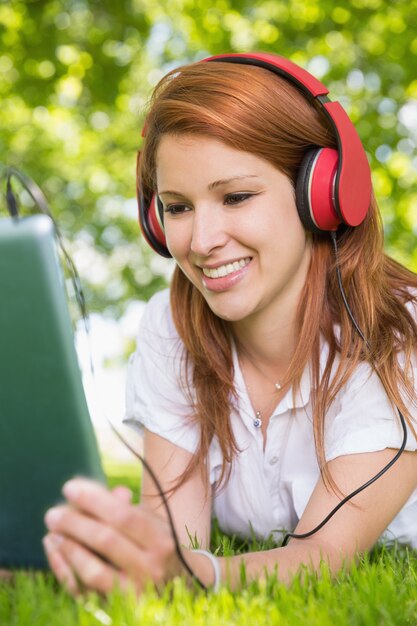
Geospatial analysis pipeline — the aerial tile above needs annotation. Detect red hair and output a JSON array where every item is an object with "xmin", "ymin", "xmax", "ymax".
[{"xmin": 138, "ymin": 61, "xmax": 417, "ymax": 493}]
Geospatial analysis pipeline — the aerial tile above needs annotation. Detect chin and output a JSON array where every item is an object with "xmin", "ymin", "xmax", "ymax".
[{"xmin": 205, "ymin": 302, "xmax": 252, "ymax": 323}]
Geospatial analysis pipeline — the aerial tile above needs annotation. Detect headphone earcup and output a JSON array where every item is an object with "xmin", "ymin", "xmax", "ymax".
[
  {"xmin": 295, "ymin": 147, "xmax": 340, "ymax": 233},
  {"xmin": 138, "ymin": 192, "xmax": 171, "ymax": 258},
  {"xmin": 296, "ymin": 149, "xmax": 323, "ymax": 234}
]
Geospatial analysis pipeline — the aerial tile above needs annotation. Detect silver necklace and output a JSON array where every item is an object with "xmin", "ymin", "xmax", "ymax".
[
  {"xmin": 238, "ymin": 358, "xmax": 283, "ymax": 429},
  {"xmin": 253, "ymin": 390, "xmax": 281, "ymax": 429}
]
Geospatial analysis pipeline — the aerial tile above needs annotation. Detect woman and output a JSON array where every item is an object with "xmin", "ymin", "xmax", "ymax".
[{"xmin": 43, "ymin": 53, "xmax": 417, "ymax": 595}]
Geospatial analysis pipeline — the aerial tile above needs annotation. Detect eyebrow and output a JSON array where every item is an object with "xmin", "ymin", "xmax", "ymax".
[
  {"xmin": 208, "ymin": 175, "xmax": 260, "ymax": 191},
  {"xmin": 158, "ymin": 175, "xmax": 260, "ymax": 197}
]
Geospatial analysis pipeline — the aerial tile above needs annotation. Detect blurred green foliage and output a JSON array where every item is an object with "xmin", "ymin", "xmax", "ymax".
[{"xmin": 1, "ymin": 0, "xmax": 416, "ymax": 316}]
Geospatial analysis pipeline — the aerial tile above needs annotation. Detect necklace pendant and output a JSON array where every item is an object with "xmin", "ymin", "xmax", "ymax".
[
  {"xmin": 275, "ymin": 382, "xmax": 281, "ymax": 390},
  {"xmin": 253, "ymin": 411, "xmax": 262, "ymax": 428}
]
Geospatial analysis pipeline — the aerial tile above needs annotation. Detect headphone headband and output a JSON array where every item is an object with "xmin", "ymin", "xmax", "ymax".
[
  {"xmin": 137, "ymin": 52, "xmax": 372, "ymax": 257},
  {"xmin": 205, "ymin": 53, "xmax": 330, "ymax": 97}
]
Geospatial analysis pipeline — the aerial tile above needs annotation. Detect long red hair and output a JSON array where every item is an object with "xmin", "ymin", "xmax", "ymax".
[{"xmin": 138, "ymin": 61, "xmax": 417, "ymax": 493}]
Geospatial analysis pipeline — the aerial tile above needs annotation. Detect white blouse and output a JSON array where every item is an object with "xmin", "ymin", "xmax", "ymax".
[{"xmin": 124, "ymin": 289, "xmax": 417, "ymax": 548}]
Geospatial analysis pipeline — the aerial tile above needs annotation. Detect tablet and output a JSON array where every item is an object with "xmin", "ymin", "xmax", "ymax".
[{"xmin": 0, "ymin": 214, "xmax": 105, "ymax": 569}]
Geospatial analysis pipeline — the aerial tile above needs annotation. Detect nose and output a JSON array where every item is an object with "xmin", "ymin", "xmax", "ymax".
[{"xmin": 190, "ymin": 206, "xmax": 228, "ymax": 257}]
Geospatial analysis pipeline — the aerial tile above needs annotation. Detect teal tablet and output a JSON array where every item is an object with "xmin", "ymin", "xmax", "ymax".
[{"xmin": 0, "ymin": 214, "xmax": 105, "ymax": 569}]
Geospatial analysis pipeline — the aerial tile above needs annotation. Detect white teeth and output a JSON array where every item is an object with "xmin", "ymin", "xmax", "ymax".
[{"xmin": 202, "ymin": 257, "xmax": 251, "ymax": 279}]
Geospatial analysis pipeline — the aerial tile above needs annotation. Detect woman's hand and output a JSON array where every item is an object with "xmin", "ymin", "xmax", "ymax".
[{"xmin": 43, "ymin": 478, "xmax": 185, "ymax": 596}]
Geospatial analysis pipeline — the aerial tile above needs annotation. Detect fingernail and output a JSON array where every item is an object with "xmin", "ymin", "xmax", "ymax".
[
  {"xmin": 43, "ymin": 534, "xmax": 64, "ymax": 552},
  {"xmin": 62, "ymin": 480, "xmax": 80, "ymax": 500},
  {"xmin": 44, "ymin": 507, "xmax": 63, "ymax": 529}
]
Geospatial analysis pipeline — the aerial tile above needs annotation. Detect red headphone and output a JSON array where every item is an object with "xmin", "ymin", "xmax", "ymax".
[{"xmin": 137, "ymin": 52, "xmax": 372, "ymax": 258}]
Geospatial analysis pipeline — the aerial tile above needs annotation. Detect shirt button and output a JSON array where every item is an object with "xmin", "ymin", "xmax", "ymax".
[{"xmin": 270, "ymin": 456, "xmax": 279, "ymax": 465}]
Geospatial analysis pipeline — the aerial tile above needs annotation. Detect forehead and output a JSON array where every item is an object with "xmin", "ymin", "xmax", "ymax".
[{"xmin": 155, "ymin": 134, "xmax": 270, "ymax": 188}]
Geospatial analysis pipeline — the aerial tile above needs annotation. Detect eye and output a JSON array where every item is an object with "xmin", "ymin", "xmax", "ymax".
[
  {"xmin": 163, "ymin": 203, "xmax": 191, "ymax": 215},
  {"xmin": 224, "ymin": 193, "xmax": 255, "ymax": 205}
]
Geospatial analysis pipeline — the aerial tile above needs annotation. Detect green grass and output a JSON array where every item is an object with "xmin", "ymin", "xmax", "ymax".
[
  {"xmin": 102, "ymin": 459, "xmax": 142, "ymax": 503},
  {"xmin": 2, "ymin": 462, "xmax": 416, "ymax": 626}
]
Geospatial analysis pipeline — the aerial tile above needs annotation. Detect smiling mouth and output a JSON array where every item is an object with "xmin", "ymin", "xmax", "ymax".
[{"xmin": 201, "ymin": 257, "xmax": 251, "ymax": 279}]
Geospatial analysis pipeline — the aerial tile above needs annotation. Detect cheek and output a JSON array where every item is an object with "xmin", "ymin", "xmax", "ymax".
[
  {"xmin": 255, "ymin": 212, "xmax": 296, "ymax": 244},
  {"xmin": 164, "ymin": 223, "xmax": 193, "ymax": 273},
  {"xmin": 271, "ymin": 200, "xmax": 305, "ymax": 243},
  {"xmin": 259, "ymin": 211, "xmax": 307, "ymax": 266}
]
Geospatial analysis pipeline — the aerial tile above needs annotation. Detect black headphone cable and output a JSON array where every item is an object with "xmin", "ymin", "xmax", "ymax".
[
  {"xmin": 4, "ymin": 169, "xmax": 408, "ymax": 581},
  {"xmin": 281, "ymin": 230, "xmax": 408, "ymax": 546}
]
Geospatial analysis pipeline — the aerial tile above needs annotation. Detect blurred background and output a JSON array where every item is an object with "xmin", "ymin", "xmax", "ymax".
[{"xmin": 1, "ymin": 0, "xmax": 416, "ymax": 461}]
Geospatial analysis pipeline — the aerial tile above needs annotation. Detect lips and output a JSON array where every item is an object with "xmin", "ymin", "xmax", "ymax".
[
  {"xmin": 200, "ymin": 257, "xmax": 252, "ymax": 293},
  {"xmin": 201, "ymin": 257, "xmax": 251, "ymax": 279}
]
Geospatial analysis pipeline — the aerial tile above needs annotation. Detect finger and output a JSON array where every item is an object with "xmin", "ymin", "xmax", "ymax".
[
  {"xmin": 112, "ymin": 486, "xmax": 133, "ymax": 503},
  {"xmin": 44, "ymin": 505, "xmax": 157, "ymax": 584},
  {"xmin": 61, "ymin": 479, "xmax": 169, "ymax": 548},
  {"xmin": 43, "ymin": 534, "xmax": 80, "ymax": 596},
  {"xmin": 57, "ymin": 535, "xmax": 132, "ymax": 595}
]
